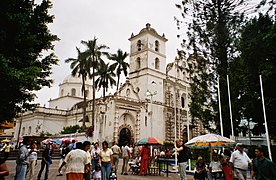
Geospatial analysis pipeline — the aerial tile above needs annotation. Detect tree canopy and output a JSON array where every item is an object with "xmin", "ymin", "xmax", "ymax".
[
  {"xmin": 176, "ymin": 0, "xmax": 276, "ymax": 140},
  {"xmin": 0, "ymin": 0, "xmax": 58, "ymax": 123},
  {"xmin": 230, "ymin": 14, "xmax": 276, "ymax": 138},
  {"xmin": 176, "ymin": 0, "xmax": 245, "ymax": 136}
]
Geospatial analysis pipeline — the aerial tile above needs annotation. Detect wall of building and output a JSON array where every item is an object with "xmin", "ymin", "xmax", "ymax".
[{"xmin": 49, "ymin": 96, "xmax": 83, "ymax": 110}]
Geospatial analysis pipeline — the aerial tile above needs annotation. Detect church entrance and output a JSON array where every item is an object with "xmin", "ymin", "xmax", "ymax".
[{"xmin": 118, "ymin": 128, "xmax": 131, "ymax": 147}]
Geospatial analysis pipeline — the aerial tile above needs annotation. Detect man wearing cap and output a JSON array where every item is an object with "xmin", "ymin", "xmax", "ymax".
[{"xmin": 229, "ymin": 143, "xmax": 252, "ymax": 180}]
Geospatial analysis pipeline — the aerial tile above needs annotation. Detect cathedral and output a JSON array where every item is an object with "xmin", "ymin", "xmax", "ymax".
[{"xmin": 14, "ymin": 24, "xmax": 204, "ymax": 146}]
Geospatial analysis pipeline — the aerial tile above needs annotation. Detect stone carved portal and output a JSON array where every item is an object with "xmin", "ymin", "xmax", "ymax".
[{"xmin": 118, "ymin": 124, "xmax": 134, "ymax": 147}]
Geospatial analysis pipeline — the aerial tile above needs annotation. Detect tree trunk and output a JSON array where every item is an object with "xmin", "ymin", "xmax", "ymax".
[
  {"xmin": 82, "ymin": 75, "xmax": 87, "ymax": 130},
  {"xmin": 116, "ymin": 74, "xmax": 120, "ymax": 91},
  {"xmin": 92, "ymin": 63, "xmax": 95, "ymax": 129}
]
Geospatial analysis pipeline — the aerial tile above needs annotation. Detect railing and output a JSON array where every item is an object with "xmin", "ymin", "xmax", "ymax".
[{"xmin": 5, "ymin": 148, "xmax": 61, "ymax": 160}]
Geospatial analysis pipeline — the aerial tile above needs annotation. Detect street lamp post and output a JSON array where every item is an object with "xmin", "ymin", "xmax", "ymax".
[
  {"xmin": 248, "ymin": 118, "xmax": 253, "ymax": 146},
  {"xmin": 146, "ymin": 90, "xmax": 157, "ymax": 138},
  {"xmin": 217, "ymin": 76, "xmax": 224, "ymax": 136},
  {"xmin": 16, "ymin": 113, "xmax": 23, "ymax": 148},
  {"xmin": 146, "ymin": 89, "xmax": 156, "ymax": 157}
]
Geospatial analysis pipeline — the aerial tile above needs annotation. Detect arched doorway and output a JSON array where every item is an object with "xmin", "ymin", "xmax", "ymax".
[{"xmin": 118, "ymin": 128, "xmax": 131, "ymax": 147}]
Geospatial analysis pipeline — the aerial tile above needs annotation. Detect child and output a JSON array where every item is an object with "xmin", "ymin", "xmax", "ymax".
[
  {"xmin": 92, "ymin": 163, "xmax": 101, "ymax": 180},
  {"xmin": 109, "ymin": 167, "xmax": 117, "ymax": 180}
]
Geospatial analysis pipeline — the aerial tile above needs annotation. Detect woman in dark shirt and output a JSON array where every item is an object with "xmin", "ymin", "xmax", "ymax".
[
  {"xmin": 194, "ymin": 156, "xmax": 206, "ymax": 180},
  {"xmin": 37, "ymin": 144, "xmax": 52, "ymax": 180}
]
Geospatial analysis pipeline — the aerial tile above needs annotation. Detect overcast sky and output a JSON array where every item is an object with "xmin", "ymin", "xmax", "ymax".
[{"xmin": 34, "ymin": 0, "xmax": 182, "ymax": 106}]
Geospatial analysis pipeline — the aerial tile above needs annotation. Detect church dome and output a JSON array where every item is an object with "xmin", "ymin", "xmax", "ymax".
[
  {"xmin": 62, "ymin": 74, "xmax": 91, "ymax": 85},
  {"xmin": 139, "ymin": 23, "xmax": 158, "ymax": 35}
]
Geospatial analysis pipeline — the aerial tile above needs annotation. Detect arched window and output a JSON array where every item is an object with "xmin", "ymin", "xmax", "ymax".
[
  {"xmin": 181, "ymin": 96, "xmax": 185, "ymax": 108},
  {"xmin": 61, "ymin": 89, "xmax": 64, "ymax": 96},
  {"xmin": 155, "ymin": 58, "xmax": 160, "ymax": 69},
  {"xmin": 22, "ymin": 127, "xmax": 25, "ymax": 136},
  {"xmin": 28, "ymin": 126, "xmax": 31, "ymax": 135},
  {"xmin": 137, "ymin": 40, "xmax": 142, "ymax": 51},
  {"xmin": 177, "ymin": 69, "xmax": 180, "ymax": 78},
  {"xmin": 183, "ymin": 72, "xmax": 186, "ymax": 81},
  {"xmin": 136, "ymin": 57, "xmax": 141, "ymax": 69},
  {"xmin": 126, "ymin": 88, "xmax": 130, "ymax": 96},
  {"xmin": 145, "ymin": 116, "xmax": 147, "ymax": 126},
  {"xmin": 71, "ymin": 88, "xmax": 76, "ymax": 96},
  {"xmin": 155, "ymin": 40, "xmax": 159, "ymax": 51}
]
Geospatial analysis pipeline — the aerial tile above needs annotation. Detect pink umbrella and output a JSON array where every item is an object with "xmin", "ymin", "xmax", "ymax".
[{"xmin": 42, "ymin": 138, "xmax": 53, "ymax": 144}]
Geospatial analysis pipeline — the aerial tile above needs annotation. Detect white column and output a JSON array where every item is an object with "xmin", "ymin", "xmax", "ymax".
[
  {"xmin": 174, "ymin": 85, "xmax": 178, "ymax": 168},
  {"xmin": 114, "ymin": 110, "xmax": 119, "ymax": 143},
  {"xmin": 150, "ymin": 97, "xmax": 153, "ymax": 137}
]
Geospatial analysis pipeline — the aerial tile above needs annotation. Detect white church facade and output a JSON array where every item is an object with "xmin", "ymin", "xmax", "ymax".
[{"xmin": 14, "ymin": 24, "xmax": 204, "ymax": 145}]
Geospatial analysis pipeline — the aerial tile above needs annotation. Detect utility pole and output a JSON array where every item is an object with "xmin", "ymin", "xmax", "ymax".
[
  {"xmin": 16, "ymin": 112, "xmax": 23, "ymax": 148},
  {"xmin": 218, "ymin": 76, "xmax": 223, "ymax": 136},
  {"xmin": 259, "ymin": 75, "xmax": 272, "ymax": 161}
]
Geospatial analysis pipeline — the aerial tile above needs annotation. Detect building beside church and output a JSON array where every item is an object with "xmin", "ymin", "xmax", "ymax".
[{"xmin": 13, "ymin": 24, "xmax": 205, "ymax": 146}]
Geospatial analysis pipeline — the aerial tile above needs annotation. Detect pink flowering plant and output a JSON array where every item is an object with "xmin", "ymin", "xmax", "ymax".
[{"xmin": 85, "ymin": 126, "xmax": 94, "ymax": 137}]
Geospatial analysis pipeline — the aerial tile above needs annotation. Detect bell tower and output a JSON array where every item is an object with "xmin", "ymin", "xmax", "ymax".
[{"xmin": 128, "ymin": 23, "xmax": 168, "ymax": 101}]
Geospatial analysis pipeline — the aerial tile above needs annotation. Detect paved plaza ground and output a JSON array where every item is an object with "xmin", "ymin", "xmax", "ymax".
[{"xmin": 5, "ymin": 159, "xmax": 194, "ymax": 180}]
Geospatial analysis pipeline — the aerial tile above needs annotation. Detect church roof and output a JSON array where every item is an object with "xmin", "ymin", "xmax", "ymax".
[
  {"xmin": 129, "ymin": 23, "xmax": 167, "ymax": 41},
  {"xmin": 61, "ymin": 74, "xmax": 92, "ymax": 85},
  {"xmin": 139, "ymin": 23, "xmax": 158, "ymax": 34}
]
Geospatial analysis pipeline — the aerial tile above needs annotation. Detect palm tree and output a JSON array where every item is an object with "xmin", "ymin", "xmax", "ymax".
[
  {"xmin": 65, "ymin": 47, "xmax": 88, "ymax": 129},
  {"xmin": 81, "ymin": 37, "xmax": 109, "ymax": 128},
  {"xmin": 109, "ymin": 49, "xmax": 129, "ymax": 90},
  {"xmin": 95, "ymin": 60, "xmax": 116, "ymax": 97}
]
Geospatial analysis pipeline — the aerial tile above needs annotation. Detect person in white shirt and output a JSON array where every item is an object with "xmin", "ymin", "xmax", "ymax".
[
  {"xmin": 111, "ymin": 141, "xmax": 121, "ymax": 172},
  {"xmin": 26, "ymin": 142, "xmax": 38, "ymax": 180},
  {"xmin": 58, "ymin": 142, "xmax": 89, "ymax": 180},
  {"xmin": 208, "ymin": 154, "xmax": 222, "ymax": 180},
  {"xmin": 129, "ymin": 144, "xmax": 133, "ymax": 159},
  {"xmin": 230, "ymin": 143, "xmax": 252, "ymax": 180},
  {"xmin": 91, "ymin": 142, "xmax": 100, "ymax": 171},
  {"xmin": 92, "ymin": 163, "xmax": 101, "ymax": 180},
  {"xmin": 82, "ymin": 141, "xmax": 91, "ymax": 180},
  {"xmin": 121, "ymin": 142, "xmax": 130, "ymax": 175},
  {"xmin": 99, "ymin": 141, "xmax": 114, "ymax": 180}
]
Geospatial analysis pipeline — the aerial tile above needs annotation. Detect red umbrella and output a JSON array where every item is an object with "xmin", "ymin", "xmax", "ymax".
[{"xmin": 61, "ymin": 138, "xmax": 71, "ymax": 143}]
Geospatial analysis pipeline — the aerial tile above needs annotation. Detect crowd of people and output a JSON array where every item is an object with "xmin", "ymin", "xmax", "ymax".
[
  {"xmin": 1, "ymin": 138, "xmax": 276, "ymax": 180},
  {"xmin": 6, "ymin": 138, "xmax": 159, "ymax": 180},
  {"xmin": 174, "ymin": 140, "xmax": 276, "ymax": 180}
]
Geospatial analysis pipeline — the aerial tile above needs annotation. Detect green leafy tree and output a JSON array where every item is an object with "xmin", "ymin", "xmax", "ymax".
[
  {"xmin": 175, "ymin": 0, "xmax": 246, "ymax": 136},
  {"xmin": 81, "ymin": 37, "xmax": 109, "ymax": 128},
  {"xmin": 61, "ymin": 125, "xmax": 82, "ymax": 134},
  {"xmin": 186, "ymin": 54, "xmax": 215, "ymax": 131},
  {"xmin": 108, "ymin": 49, "xmax": 129, "ymax": 90},
  {"xmin": 0, "ymin": 0, "xmax": 58, "ymax": 123},
  {"xmin": 231, "ymin": 14, "xmax": 276, "ymax": 139},
  {"xmin": 65, "ymin": 47, "xmax": 89, "ymax": 129},
  {"xmin": 95, "ymin": 60, "xmax": 116, "ymax": 97}
]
